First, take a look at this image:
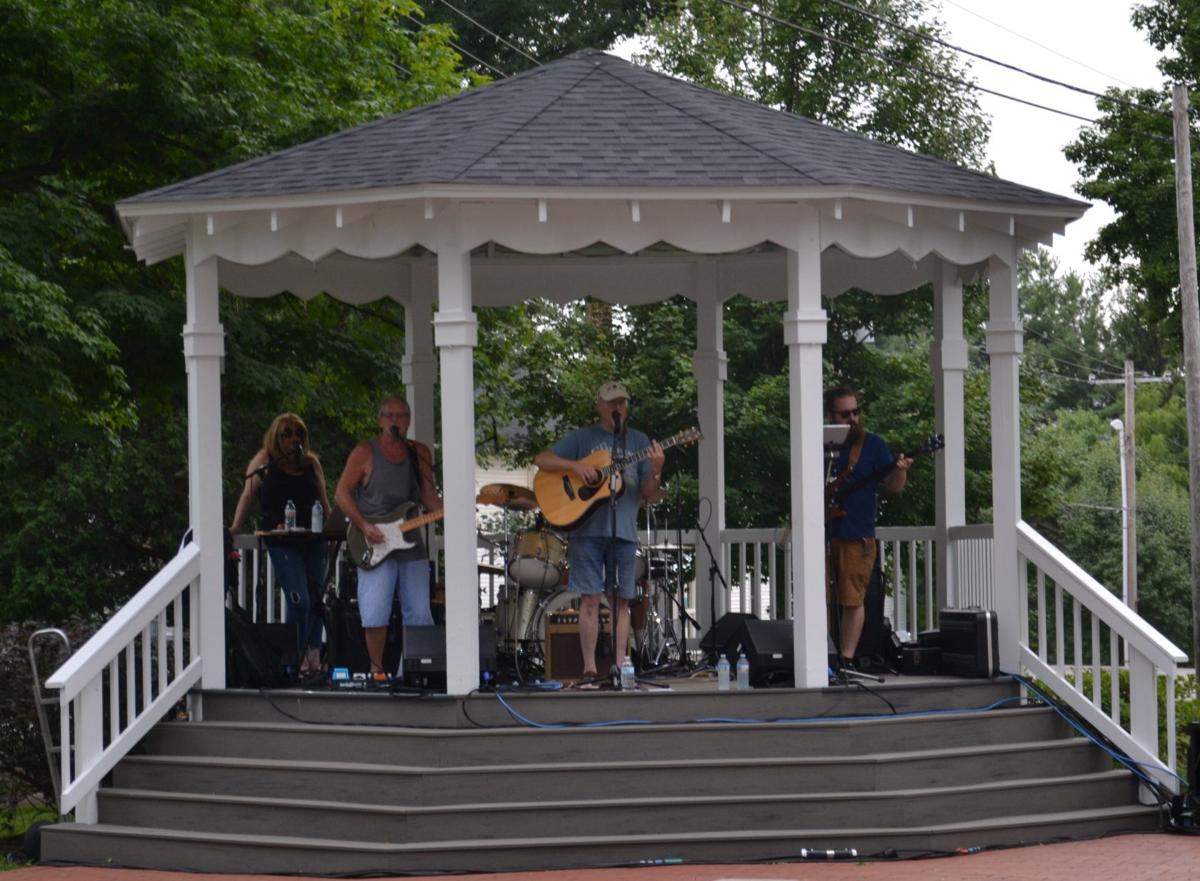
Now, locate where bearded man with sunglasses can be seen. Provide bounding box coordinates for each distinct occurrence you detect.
[335,394,443,676]
[824,387,911,668]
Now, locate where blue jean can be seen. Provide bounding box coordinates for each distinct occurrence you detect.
[266,540,327,657]
[356,557,433,627]
[567,536,639,600]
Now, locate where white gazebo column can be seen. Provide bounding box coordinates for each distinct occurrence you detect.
[986,252,1024,673]
[932,263,968,610]
[784,212,829,688]
[692,262,727,640]
[183,239,226,690]
[434,208,480,694]
[403,263,437,442]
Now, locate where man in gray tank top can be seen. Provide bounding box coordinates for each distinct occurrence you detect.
[335,395,443,676]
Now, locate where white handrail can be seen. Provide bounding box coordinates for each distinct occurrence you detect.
[1015,520,1187,790]
[45,543,203,819]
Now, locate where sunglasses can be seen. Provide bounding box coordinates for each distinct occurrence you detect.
[380,410,410,420]
[833,408,861,419]
[281,426,307,440]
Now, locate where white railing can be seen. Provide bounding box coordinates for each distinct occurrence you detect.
[1016,521,1187,790]
[948,524,994,610]
[722,528,785,619]
[876,526,936,634]
[45,544,202,821]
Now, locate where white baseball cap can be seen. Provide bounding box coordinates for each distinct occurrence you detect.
[596,381,630,402]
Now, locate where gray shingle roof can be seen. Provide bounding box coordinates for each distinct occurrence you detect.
[124,49,1085,210]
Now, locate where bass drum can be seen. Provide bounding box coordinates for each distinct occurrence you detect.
[523,589,613,646]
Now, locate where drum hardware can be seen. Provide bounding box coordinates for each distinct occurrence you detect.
[478,563,506,578]
[476,483,538,511]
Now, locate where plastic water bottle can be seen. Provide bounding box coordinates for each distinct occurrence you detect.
[310,500,324,534]
[284,499,296,530]
[736,652,751,690]
[620,655,636,691]
[716,654,731,690]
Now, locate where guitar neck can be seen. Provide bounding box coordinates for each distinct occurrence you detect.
[400,509,445,532]
[600,433,688,477]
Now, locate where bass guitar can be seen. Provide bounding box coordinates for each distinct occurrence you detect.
[345,501,445,570]
[826,434,945,523]
[534,427,702,530]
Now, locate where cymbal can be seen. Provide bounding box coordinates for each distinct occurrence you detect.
[648,543,684,551]
[476,483,538,510]
[478,563,506,577]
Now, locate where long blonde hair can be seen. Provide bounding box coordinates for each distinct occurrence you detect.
[262,412,319,471]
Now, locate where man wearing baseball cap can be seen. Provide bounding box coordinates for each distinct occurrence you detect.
[534,381,665,681]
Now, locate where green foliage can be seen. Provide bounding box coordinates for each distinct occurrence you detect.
[0,1,469,621]
[419,0,662,75]
[638,0,990,167]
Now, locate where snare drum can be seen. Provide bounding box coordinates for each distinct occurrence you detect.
[508,529,568,592]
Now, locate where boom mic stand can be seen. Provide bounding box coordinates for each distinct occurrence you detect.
[692,509,732,667]
[824,424,883,686]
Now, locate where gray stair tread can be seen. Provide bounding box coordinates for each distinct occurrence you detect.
[99,769,1134,815]
[123,735,1089,775]
[156,705,1049,738]
[47,803,1161,853]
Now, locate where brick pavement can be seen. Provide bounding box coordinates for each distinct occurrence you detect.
[5,832,1198,881]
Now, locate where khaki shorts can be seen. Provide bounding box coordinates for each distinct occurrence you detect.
[826,538,877,607]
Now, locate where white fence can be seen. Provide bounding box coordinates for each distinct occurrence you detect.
[45,544,202,820]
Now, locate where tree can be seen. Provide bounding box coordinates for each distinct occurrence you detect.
[0,0,469,621]
[637,0,990,167]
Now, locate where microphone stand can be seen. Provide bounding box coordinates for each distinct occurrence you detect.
[692,510,731,667]
[606,413,624,688]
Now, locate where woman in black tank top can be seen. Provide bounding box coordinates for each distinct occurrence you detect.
[230,413,331,677]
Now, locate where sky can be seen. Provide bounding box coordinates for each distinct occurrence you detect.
[931,0,1165,278]
[614,1,1167,280]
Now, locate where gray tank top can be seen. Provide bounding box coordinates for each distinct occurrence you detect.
[354,440,425,559]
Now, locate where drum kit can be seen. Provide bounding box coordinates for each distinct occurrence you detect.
[476,482,686,678]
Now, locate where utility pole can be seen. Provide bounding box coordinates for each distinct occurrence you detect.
[1123,358,1138,611]
[1171,84,1200,667]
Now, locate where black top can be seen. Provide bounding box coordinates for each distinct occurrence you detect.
[259,462,321,530]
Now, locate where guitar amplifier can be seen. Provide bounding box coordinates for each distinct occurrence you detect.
[545,612,610,680]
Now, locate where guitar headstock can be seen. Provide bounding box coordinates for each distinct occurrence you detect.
[675,426,703,445]
[912,434,945,456]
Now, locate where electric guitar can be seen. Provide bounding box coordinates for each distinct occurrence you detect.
[345,501,445,569]
[534,427,703,530]
[826,434,945,523]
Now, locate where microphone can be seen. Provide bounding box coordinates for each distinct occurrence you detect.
[612,410,622,432]
[293,443,305,457]
[389,424,401,440]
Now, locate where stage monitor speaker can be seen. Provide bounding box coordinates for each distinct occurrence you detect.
[401,623,498,688]
[700,612,757,662]
[732,619,795,688]
[324,597,402,675]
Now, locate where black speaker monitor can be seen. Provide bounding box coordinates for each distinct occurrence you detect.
[401,623,498,680]
[733,619,795,688]
[700,612,757,661]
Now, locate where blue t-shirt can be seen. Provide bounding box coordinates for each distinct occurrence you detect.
[551,424,652,541]
[829,432,895,540]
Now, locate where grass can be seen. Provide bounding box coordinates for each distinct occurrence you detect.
[1,802,56,870]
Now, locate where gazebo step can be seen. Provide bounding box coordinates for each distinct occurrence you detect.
[193,678,1022,727]
[138,705,1064,766]
[96,770,1137,842]
[114,738,1107,805]
[42,804,1161,875]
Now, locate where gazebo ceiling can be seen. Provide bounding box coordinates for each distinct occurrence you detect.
[117,49,1086,303]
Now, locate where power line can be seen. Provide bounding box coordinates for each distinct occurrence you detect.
[941,0,1140,91]
[714,0,1099,124]
[405,13,512,78]
[1024,327,1127,375]
[433,0,542,67]
[823,0,1167,120]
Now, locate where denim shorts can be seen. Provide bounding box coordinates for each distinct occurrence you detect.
[567,536,638,600]
[356,557,433,628]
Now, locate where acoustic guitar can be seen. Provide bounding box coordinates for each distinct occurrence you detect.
[534,427,702,530]
[345,501,445,569]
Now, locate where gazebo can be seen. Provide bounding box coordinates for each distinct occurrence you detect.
[43,48,1189,841]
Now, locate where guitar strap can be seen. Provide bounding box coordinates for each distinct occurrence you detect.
[405,440,422,498]
[838,435,865,486]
